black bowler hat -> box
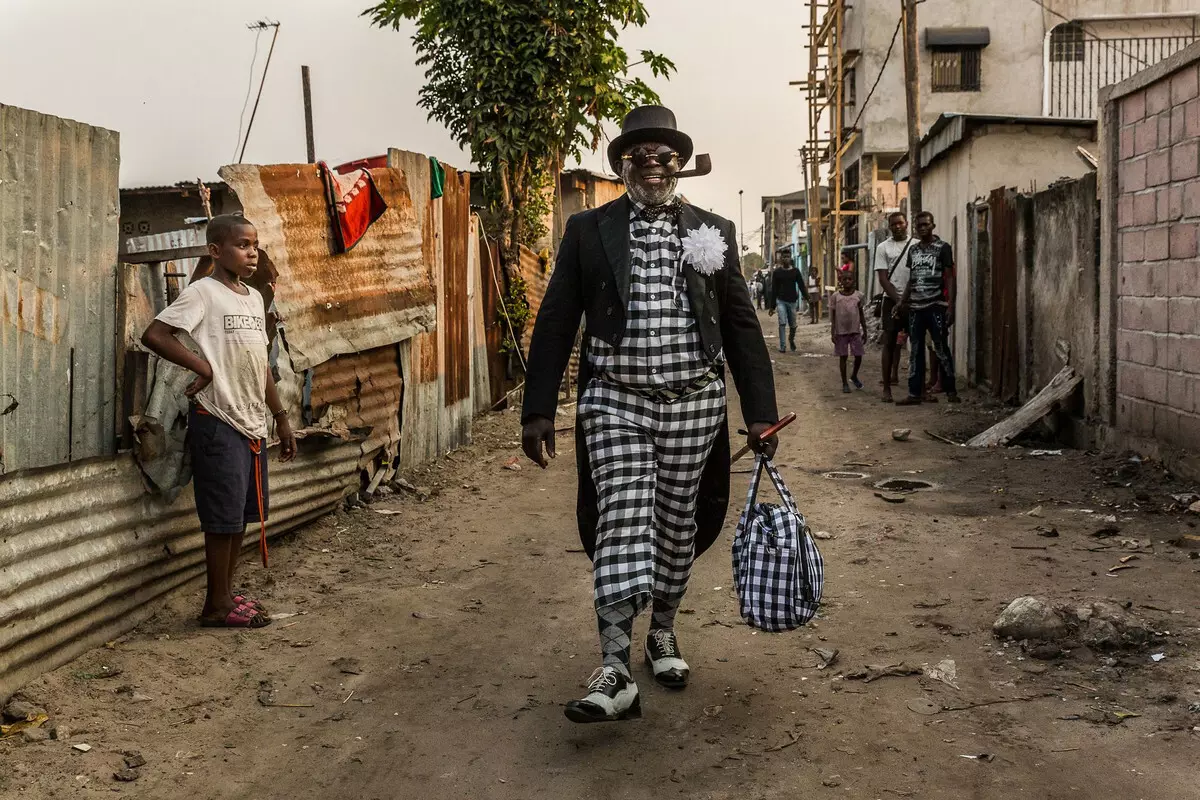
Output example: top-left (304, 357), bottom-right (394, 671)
top-left (607, 105), bottom-right (694, 174)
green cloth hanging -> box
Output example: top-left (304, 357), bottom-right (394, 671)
top-left (429, 156), bottom-right (445, 199)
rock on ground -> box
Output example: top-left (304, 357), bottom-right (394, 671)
top-left (993, 596), bottom-right (1067, 641)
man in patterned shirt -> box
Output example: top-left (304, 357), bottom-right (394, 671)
top-left (522, 106), bottom-right (779, 723)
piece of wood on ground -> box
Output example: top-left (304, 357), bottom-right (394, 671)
top-left (967, 366), bottom-right (1081, 448)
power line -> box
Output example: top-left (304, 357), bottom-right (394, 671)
top-left (849, 13), bottom-right (904, 133)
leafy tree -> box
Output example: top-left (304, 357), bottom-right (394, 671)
top-left (364, 0), bottom-right (674, 354)
top-left (740, 252), bottom-right (765, 279)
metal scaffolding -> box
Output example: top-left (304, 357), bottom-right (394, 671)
top-left (799, 0), bottom-right (850, 294)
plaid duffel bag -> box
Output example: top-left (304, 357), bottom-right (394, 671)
top-left (731, 454), bottom-right (824, 632)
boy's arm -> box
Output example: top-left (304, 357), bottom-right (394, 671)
top-left (263, 365), bottom-right (296, 462)
top-left (858, 296), bottom-right (868, 335)
top-left (141, 320), bottom-right (212, 397)
top-left (943, 245), bottom-right (957, 325)
top-left (829, 302), bottom-right (838, 341)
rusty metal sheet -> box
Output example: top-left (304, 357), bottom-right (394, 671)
top-left (0, 439), bottom-right (360, 703)
top-left (468, 216), bottom-right (492, 413)
top-left (989, 187), bottom-right (1021, 404)
top-left (0, 104), bottom-right (120, 473)
top-left (218, 163), bottom-right (436, 371)
top-left (310, 345), bottom-right (403, 467)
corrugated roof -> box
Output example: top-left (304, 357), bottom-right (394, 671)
top-left (219, 163), bottom-right (437, 371)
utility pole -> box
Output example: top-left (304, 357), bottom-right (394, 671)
top-left (738, 190), bottom-right (745, 254)
top-left (301, 65), bottom-right (316, 163)
top-left (238, 20), bottom-right (281, 163)
top-left (901, 0), bottom-right (922, 214)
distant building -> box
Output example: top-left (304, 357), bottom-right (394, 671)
top-left (118, 182), bottom-right (240, 257)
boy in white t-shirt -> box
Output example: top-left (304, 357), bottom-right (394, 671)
top-left (142, 215), bottom-right (296, 628)
top-left (873, 212), bottom-right (916, 403)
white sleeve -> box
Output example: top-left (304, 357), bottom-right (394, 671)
top-left (873, 243), bottom-right (888, 275)
top-left (155, 282), bottom-right (207, 335)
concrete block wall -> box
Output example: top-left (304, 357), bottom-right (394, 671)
top-left (1114, 57), bottom-right (1200, 449)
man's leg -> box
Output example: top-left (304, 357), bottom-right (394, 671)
top-left (202, 533), bottom-right (235, 619)
top-left (568, 386), bottom-right (655, 722)
top-left (645, 383), bottom-right (724, 690)
top-left (776, 300), bottom-right (787, 352)
top-left (930, 309), bottom-right (959, 400)
top-left (787, 302), bottom-right (798, 351)
top-left (900, 309), bottom-right (928, 403)
top-left (839, 355), bottom-right (849, 388)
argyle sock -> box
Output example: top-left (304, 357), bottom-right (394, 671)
top-left (597, 599), bottom-right (637, 677)
top-left (650, 596), bottom-right (681, 632)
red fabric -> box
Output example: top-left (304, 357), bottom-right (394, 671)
top-left (319, 162), bottom-right (387, 253)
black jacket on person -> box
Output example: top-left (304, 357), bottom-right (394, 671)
top-left (522, 195), bottom-right (779, 560)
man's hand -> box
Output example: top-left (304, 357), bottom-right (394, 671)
top-left (277, 417), bottom-right (297, 463)
top-left (522, 416), bottom-right (556, 468)
top-left (747, 422), bottom-right (779, 460)
top-left (185, 362), bottom-right (214, 398)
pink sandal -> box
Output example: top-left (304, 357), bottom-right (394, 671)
top-left (233, 594), bottom-right (268, 614)
top-left (200, 603), bottom-right (271, 629)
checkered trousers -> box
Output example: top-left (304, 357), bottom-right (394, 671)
top-left (580, 376), bottom-right (727, 612)
top-left (732, 456), bottom-right (824, 632)
top-left (587, 205), bottom-right (721, 391)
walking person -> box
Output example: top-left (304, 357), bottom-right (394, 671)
top-left (830, 269), bottom-right (867, 393)
top-left (140, 215), bottom-right (297, 628)
top-left (896, 212), bottom-right (960, 405)
top-left (767, 250), bottom-right (801, 352)
top-left (521, 106), bottom-right (779, 724)
top-left (873, 212), bottom-right (915, 402)
top-left (754, 269), bottom-right (768, 310)
top-left (806, 266), bottom-right (821, 324)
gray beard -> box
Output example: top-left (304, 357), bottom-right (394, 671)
top-left (622, 162), bottom-right (678, 207)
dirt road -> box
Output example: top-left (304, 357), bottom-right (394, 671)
top-left (5, 313), bottom-right (1200, 799)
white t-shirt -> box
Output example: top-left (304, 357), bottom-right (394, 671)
top-left (155, 277), bottom-right (270, 440)
top-left (873, 236), bottom-right (917, 296)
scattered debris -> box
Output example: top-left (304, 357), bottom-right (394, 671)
top-left (822, 776), bottom-right (842, 787)
top-left (1035, 526), bottom-right (1060, 538)
top-left (891, 428), bottom-right (912, 442)
top-left (1029, 449), bottom-right (1063, 457)
top-left (1091, 526), bottom-right (1122, 538)
top-left (923, 430), bottom-right (963, 446)
top-left (373, 509), bottom-right (404, 516)
top-left (1150, 653), bottom-right (1166, 663)
top-left (845, 663), bottom-right (922, 683)
top-left (1, 713), bottom-right (49, 740)
top-left (923, 659), bottom-right (959, 690)
top-left (1024, 506), bottom-right (1044, 518)
top-left (333, 657), bottom-right (363, 675)
top-left (959, 753), bottom-right (995, 763)
top-left (967, 366), bottom-right (1081, 447)
top-left (811, 648), bottom-right (839, 670)
top-left (875, 492), bottom-right (907, 504)
top-left (812, 530), bottom-right (835, 540)
top-left (503, 456), bottom-right (522, 471)
top-left (112, 769), bottom-right (139, 782)
top-left (906, 697), bottom-right (941, 716)
top-left (123, 752), bottom-right (147, 769)
top-left (995, 596), bottom-right (1154, 649)
top-left (72, 743), bottom-right (93, 753)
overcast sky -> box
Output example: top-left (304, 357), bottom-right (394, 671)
top-left (0, 0), bottom-right (807, 238)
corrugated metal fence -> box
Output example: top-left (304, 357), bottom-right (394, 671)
top-left (0, 104), bottom-right (120, 474)
top-left (0, 105), bottom-right (497, 702)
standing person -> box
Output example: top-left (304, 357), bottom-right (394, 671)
top-left (830, 269), bottom-right (867, 393)
top-left (840, 249), bottom-right (855, 276)
top-left (896, 212), bottom-right (960, 405)
top-left (521, 106), bottom-right (779, 724)
top-left (807, 265), bottom-right (822, 324)
top-left (873, 212), bottom-right (916, 402)
top-left (767, 251), bottom-right (801, 352)
top-left (754, 268), bottom-right (768, 310)
top-left (141, 214), bottom-right (297, 628)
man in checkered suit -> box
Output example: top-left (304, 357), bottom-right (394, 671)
top-left (522, 106), bottom-right (779, 723)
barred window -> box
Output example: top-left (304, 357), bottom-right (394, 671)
top-left (1050, 21), bottom-right (1085, 63)
top-left (931, 48), bottom-right (982, 92)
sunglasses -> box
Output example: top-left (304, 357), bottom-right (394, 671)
top-left (621, 146), bottom-right (679, 168)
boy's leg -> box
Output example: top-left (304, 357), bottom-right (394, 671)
top-left (839, 355), bottom-right (848, 386)
top-left (852, 356), bottom-right (863, 382)
top-left (202, 533), bottom-right (236, 619)
top-left (224, 531), bottom-right (245, 599)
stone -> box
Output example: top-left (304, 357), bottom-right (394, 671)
top-left (2, 699), bottom-right (45, 722)
top-left (123, 752), bottom-right (147, 769)
top-left (891, 428), bottom-right (912, 442)
top-left (20, 728), bottom-right (49, 743)
top-left (1063, 601), bottom-right (1154, 650)
top-left (113, 768), bottom-right (140, 783)
top-left (993, 596), bottom-right (1068, 641)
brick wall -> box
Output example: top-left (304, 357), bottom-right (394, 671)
top-left (1115, 58), bottom-right (1200, 448)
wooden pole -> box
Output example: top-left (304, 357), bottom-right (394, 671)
top-left (902, 0), bottom-right (922, 214)
top-left (238, 21), bottom-right (280, 164)
top-left (301, 65), bottom-right (315, 163)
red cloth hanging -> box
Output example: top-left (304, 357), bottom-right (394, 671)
top-left (318, 161), bottom-right (387, 253)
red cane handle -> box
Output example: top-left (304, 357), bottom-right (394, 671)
top-left (757, 412), bottom-right (797, 441)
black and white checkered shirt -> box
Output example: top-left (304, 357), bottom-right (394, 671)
top-left (588, 201), bottom-right (720, 391)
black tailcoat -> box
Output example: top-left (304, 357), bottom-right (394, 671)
top-left (522, 195), bottom-right (778, 559)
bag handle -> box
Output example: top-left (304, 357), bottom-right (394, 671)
top-left (886, 238), bottom-right (913, 281)
top-left (741, 454), bottom-right (800, 521)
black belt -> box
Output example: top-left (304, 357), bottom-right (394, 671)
top-left (602, 366), bottom-right (721, 404)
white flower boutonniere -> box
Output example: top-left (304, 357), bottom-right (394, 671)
top-left (680, 224), bottom-right (728, 276)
